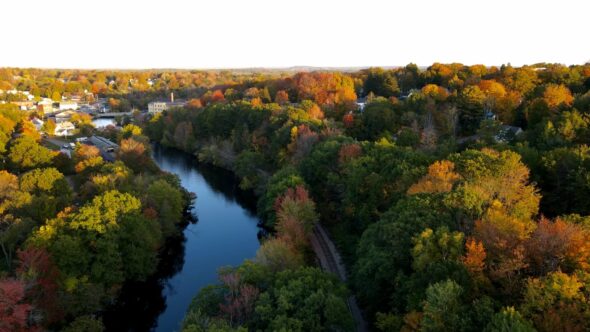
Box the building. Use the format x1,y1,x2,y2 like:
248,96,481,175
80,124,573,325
5,90,34,101
37,98,56,114
89,135,119,161
54,121,75,137
148,93,186,114
30,118,44,132
90,135,118,151
59,101,78,111
55,110,77,123
495,125,524,143
11,100,35,110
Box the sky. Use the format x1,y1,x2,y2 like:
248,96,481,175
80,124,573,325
1,0,589,69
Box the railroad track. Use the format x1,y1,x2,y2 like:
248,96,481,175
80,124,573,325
312,226,342,278
310,224,368,332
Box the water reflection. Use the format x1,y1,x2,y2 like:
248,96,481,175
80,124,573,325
102,144,262,331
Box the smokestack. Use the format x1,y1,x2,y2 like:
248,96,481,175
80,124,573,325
170,92,174,103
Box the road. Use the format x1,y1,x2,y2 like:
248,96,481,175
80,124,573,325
310,224,368,332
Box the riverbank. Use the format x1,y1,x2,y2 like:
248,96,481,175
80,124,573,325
103,144,263,331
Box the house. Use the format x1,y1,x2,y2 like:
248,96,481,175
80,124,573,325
495,125,524,143
54,121,76,137
59,101,78,111
11,100,35,110
5,90,33,101
31,118,44,132
55,110,77,123
37,98,55,114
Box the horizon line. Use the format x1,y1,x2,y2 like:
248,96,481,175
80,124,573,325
1,61,588,71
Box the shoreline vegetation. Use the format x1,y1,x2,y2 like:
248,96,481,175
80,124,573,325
1,62,590,331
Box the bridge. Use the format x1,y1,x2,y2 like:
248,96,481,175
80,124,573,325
91,111,134,118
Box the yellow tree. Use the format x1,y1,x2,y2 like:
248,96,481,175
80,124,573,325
543,84,573,109
407,160,460,194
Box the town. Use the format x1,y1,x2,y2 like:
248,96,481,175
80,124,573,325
0,87,185,159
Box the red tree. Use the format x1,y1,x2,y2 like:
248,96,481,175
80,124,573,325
0,279,32,332
17,247,62,324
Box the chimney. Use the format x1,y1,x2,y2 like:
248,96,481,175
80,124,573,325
170,92,174,103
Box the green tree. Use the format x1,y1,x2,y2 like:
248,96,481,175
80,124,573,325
363,68,400,98
145,179,184,236
411,227,464,272
421,279,465,332
484,307,536,332
8,136,55,172
459,85,486,135
254,267,354,332
62,315,105,332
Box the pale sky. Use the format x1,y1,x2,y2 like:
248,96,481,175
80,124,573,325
1,0,588,69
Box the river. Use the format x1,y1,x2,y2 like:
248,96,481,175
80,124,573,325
92,117,116,128
102,144,262,331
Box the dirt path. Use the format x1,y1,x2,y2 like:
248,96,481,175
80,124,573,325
310,224,368,332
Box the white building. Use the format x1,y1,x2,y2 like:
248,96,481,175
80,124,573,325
55,110,77,123
59,101,78,111
30,118,44,132
37,98,56,114
148,93,186,114
54,121,75,137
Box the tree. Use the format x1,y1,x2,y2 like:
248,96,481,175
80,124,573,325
51,91,61,102
473,206,533,292
211,90,226,103
42,119,56,137
16,247,62,324
357,98,398,140
338,143,362,164
74,145,103,174
257,167,306,226
462,238,487,283
407,160,460,194
274,90,289,105
254,267,354,332
145,179,184,236
0,115,17,153
19,120,41,141
300,100,324,120
117,138,156,173
411,227,464,272
543,84,573,109
62,315,105,332
421,279,465,332
521,271,588,331
274,185,318,232
526,217,590,275
363,68,400,98
217,272,260,327
19,167,70,196
458,85,486,134
255,237,303,273
8,136,56,172
352,195,455,315
0,279,32,332
120,124,142,139
537,146,590,216
483,307,535,332
449,148,540,220
421,84,449,102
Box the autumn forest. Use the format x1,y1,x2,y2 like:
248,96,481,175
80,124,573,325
1,62,590,331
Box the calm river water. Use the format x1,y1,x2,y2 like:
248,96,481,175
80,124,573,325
103,144,262,331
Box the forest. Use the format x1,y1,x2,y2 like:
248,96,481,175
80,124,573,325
1,62,590,331
0,100,189,330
